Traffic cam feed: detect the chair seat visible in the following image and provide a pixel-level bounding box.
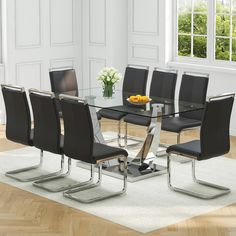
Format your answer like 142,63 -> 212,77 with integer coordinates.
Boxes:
99,108 -> 126,121
166,140 -> 201,159
162,117 -> 201,133
124,114 -> 151,126
93,143 -> 128,162
96,112 -> 102,120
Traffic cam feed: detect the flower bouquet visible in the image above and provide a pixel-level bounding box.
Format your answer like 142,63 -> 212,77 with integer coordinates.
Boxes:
97,67 -> 122,98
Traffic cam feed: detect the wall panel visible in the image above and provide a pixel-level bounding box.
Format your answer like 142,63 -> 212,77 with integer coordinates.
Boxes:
15,0 -> 41,48
50,0 -> 74,46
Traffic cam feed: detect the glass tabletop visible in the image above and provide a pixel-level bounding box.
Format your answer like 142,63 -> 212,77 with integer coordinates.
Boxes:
76,87 -> 205,118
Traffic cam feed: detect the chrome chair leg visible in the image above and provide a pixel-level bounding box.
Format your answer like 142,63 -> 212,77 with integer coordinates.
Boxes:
121,121 -> 144,149
167,154 -> 230,199
33,158 -> 95,192
63,156 -> 128,203
124,122 -> 128,148
5,150 -> 64,182
117,120 -> 123,147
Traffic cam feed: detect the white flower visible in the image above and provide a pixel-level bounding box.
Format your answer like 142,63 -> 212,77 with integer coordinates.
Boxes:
97,67 -> 121,85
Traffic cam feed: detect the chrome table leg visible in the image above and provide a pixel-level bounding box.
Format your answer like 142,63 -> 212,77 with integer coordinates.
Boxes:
99,104 -> 167,182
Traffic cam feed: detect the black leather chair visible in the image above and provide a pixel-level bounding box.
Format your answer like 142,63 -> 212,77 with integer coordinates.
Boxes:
49,68 -> 102,120
50,68 -> 78,96
123,69 -> 177,146
60,94 -> 128,203
162,72 -> 209,159
1,85 -> 39,182
166,93 -> 235,199
29,89 -> 91,192
99,65 -> 149,146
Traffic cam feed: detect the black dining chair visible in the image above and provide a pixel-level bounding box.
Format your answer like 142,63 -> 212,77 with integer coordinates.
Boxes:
49,68 -> 102,120
1,85 -> 38,182
123,68 -> 177,146
99,65 -> 149,146
30,89 -> 92,192
49,68 -> 78,97
161,72 -> 209,160
166,93 -> 235,199
59,94 -> 128,203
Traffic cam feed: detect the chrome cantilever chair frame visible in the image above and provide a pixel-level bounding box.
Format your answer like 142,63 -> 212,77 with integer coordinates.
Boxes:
167,154 -> 231,199
30,91 -> 95,192
167,92 -> 235,199
33,157 -> 95,192
63,155 -> 128,204
59,94 -> 128,203
6,149 -> 65,182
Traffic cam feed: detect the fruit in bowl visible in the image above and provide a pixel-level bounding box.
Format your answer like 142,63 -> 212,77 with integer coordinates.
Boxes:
127,95 -> 152,105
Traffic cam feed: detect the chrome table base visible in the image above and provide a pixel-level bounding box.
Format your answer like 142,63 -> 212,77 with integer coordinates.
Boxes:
78,100 -> 167,182
77,155 -> 166,183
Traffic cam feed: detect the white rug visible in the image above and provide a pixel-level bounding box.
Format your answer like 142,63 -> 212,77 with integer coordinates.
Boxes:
0,147 -> 236,233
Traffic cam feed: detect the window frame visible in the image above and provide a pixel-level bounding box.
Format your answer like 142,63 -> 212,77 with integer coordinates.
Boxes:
173,0 -> 236,67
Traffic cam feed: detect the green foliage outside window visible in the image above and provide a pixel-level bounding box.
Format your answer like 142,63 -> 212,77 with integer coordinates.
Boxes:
178,0 -> 236,61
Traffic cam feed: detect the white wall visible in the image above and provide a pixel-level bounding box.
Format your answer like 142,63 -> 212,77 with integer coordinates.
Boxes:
0,0 -> 82,121
81,0 -> 127,89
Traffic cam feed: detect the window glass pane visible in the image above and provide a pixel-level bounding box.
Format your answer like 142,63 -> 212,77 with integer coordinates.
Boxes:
178,0 -> 192,12
216,15 -> 230,36
233,15 -> 236,37
193,36 -> 207,58
193,14 -> 207,35
233,0 -> 236,14
178,35 -> 191,56
216,0 -> 230,14
178,13 -> 191,33
194,0 -> 207,12
232,39 -> 236,61
215,38 -> 230,60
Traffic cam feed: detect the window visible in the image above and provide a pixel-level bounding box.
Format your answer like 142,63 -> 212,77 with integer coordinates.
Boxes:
175,0 -> 236,63
178,0 -> 208,58
215,0 -> 236,61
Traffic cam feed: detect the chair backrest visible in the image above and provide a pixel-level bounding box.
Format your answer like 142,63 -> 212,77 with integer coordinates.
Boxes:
122,66 -> 149,106
29,90 -> 61,154
179,73 -> 209,120
49,69 -> 78,96
60,95 -> 94,163
150,69 -> 177,99
1,85 -> 32,146
200,93 -> 235,160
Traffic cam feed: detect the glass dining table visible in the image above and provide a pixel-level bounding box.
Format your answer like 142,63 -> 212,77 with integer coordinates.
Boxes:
74,87 -> 205,182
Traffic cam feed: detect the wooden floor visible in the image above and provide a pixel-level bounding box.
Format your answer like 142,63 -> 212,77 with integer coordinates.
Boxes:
0,120 -> 236,236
